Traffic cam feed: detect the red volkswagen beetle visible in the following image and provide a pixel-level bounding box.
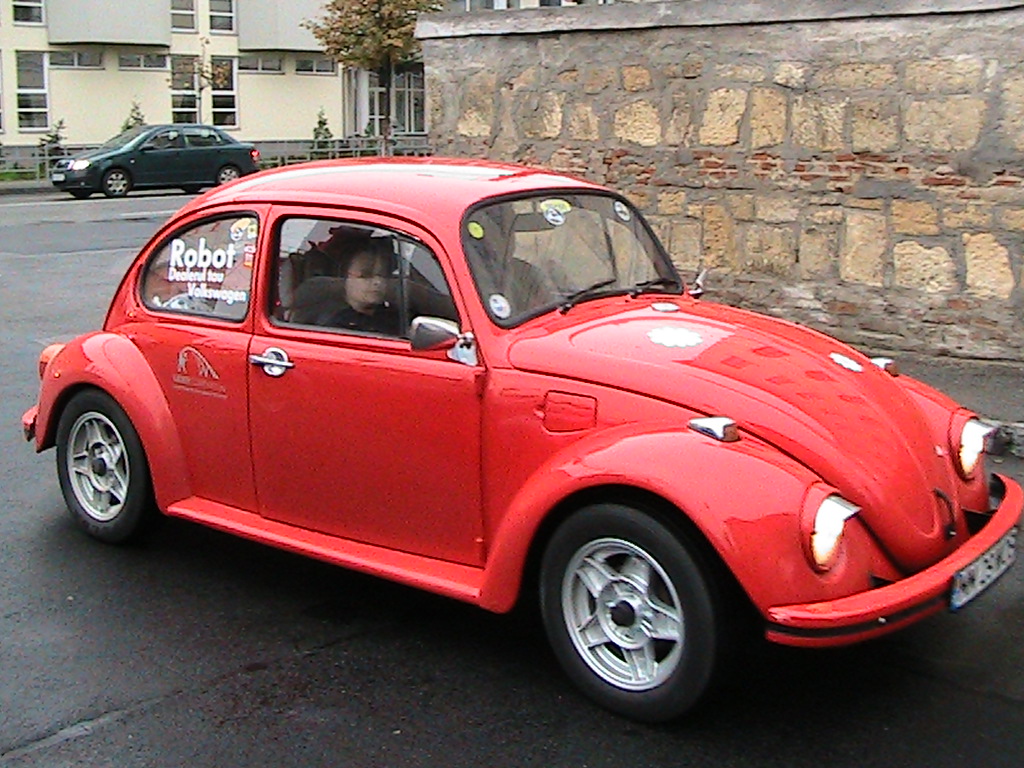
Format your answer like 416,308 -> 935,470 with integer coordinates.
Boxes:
22,158 -> 1021,722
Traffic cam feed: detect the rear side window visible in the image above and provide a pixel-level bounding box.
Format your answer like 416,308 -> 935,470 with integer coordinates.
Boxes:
140,214 -> 258,322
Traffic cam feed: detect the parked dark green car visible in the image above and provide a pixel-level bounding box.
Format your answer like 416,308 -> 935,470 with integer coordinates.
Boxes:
50,124 -> 260,199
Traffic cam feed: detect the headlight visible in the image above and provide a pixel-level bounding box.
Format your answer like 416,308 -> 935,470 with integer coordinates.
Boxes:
956,419 -> 994,478
809,494 -> 860,572
70,159 -> 91,171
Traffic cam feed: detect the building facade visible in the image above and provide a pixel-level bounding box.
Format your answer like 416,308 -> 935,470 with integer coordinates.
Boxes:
0,0 -> 427,145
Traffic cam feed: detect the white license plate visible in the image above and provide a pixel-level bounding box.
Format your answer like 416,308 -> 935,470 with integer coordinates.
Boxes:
51,172 -> 66,182
950,527 -> 1017,610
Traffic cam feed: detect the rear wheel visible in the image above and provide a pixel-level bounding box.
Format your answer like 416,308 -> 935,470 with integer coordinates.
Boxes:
101,168 -> 132,198
540,503 -> 723,722
216,164 -> 240,185
56,390 -> 157,543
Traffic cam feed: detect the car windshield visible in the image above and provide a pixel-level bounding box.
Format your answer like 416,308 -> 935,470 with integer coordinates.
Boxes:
462,193 -> 679,325
97,125 -> 151,150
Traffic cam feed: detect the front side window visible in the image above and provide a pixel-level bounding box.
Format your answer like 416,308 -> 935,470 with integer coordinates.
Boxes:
13,0 -> 44,24
16,51 -> 47,129
462,193 -> 677,326
210,0 -> 235,32
140,214 -> 259,322
272,218 -> 458,338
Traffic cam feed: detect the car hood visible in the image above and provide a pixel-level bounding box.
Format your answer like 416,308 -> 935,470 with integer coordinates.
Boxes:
506,298 -> 961,572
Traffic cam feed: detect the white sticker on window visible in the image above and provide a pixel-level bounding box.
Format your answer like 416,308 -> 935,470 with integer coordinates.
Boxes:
489,294 -> 512,319
614,200 -> 632,222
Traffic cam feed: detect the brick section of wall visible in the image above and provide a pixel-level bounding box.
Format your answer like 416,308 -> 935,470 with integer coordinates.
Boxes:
422,6 -> 1024,360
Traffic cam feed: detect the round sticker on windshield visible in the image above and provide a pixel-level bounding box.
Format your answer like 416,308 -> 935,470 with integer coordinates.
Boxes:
614,201 -> 632,222
489,294 -> 512,319
543,207 -> 565,226
467,221 -> 485,239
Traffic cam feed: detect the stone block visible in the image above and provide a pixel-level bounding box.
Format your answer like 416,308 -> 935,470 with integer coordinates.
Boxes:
792,94 -> 846,151
520,91 -> 565,139
893,241 -> 956,293
814,63 -> 897,90
716,63 -> 766,83
664,94 -> 693,145
892,200 -> 940,235
750,87 -> 786,149
568,103 -> 600,141
755,195 -> 800,223
841,210 -> 887,286
680,52 -> 704,79
1000,207 -> 1024,231
663,219 -> 703,272
583,67 -> 617,94
964,233 -> 1016,298
456,71 -> 497,138
945,205 -> 992,229
727,194 -> 755,221
622,65 -> 652,92
698,88 -> 747,146
799,227 -> 836,278
904,97 -> 986,151
774,62 -> 807,90
851,98 -> 898,152
904,57 -> 984,94
657,189 -> 688,215
744,224 -> 797,274
614,100 -> 662,147
1004,75 -> 1024,152
701,204 -> 735,268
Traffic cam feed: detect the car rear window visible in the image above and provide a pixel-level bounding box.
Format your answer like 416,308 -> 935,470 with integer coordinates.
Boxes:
139,213 -> 258,322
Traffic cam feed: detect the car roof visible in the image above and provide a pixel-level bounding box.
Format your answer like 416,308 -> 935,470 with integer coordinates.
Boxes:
180,157 -> 605,224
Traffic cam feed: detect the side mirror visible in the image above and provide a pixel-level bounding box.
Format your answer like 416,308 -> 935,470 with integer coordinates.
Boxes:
410,316 -> 478,366
410,316 -> 459,351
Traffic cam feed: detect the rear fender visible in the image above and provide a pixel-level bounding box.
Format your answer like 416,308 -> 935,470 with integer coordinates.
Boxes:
477,424 -> 821,613
34,331 -> 191,508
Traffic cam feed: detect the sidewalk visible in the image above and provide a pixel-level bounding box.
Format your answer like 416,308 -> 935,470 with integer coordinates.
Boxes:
0,179 -> 52,195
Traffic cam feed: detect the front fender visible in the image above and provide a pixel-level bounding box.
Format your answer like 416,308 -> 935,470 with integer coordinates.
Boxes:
34,331 -> 191,509
477,423 -> 825,613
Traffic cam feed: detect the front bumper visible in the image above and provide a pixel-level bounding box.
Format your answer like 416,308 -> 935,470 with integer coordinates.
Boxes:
22,405 -> 38,442
766,473 -> 1022,647
50,167 -> 100,191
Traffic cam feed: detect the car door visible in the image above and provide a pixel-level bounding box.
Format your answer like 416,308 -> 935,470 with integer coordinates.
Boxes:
133,128 -> 186,186
133,209 -> 264,510
247,210 -> 485,567
182,126 -> 224,185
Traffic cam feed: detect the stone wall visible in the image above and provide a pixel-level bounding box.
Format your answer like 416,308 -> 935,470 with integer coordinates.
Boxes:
418,0 -> 1024,360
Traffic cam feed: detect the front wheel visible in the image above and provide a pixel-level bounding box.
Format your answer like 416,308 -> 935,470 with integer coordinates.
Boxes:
56,390 -> 157,543
101,168 -> 132,198
540,504 -> 723,722
69,190 -> 92,200
216,165 -> 240,185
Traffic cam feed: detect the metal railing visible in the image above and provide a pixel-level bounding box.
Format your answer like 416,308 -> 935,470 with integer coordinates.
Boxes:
0,135 -> 433,182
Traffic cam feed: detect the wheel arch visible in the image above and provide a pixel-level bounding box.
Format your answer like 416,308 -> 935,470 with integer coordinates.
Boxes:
477,426 -> 820,617
35,333 -> 192,509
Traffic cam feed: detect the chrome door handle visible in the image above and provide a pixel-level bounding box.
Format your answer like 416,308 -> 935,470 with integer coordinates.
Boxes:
249,347 -> 294,377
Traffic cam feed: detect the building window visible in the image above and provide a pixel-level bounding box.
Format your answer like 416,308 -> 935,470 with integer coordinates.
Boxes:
171,55 -> 198,123
211,56 -> 237,127
49,50 -> 104,69
13,0 -> 44,24
239,55 -> 283,74
16,51 -> 48,129
296,57 -> 337,75
394,68 -> 426,134
0,58 -> 4,131
171,0 -> 196,31
210,0 -> 235,32
119,53 -> 168,70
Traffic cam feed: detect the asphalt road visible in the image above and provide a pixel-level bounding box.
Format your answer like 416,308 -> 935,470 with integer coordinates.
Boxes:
1,191 -> 1022,768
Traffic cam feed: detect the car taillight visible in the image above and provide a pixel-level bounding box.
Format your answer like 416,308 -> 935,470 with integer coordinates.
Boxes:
250,148 -> 260,162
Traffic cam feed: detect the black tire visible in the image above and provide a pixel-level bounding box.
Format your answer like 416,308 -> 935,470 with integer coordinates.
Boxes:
69,190 -> 93,200
101,168 -> 132,198
216,164 -> 241,185
181,185 -> 202,194
540,504 -> 723,722
55,390 -> 157,544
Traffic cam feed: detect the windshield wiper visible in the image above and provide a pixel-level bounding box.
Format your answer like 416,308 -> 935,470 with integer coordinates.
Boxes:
559,278 -> 617,314
629,276 -> 683,297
